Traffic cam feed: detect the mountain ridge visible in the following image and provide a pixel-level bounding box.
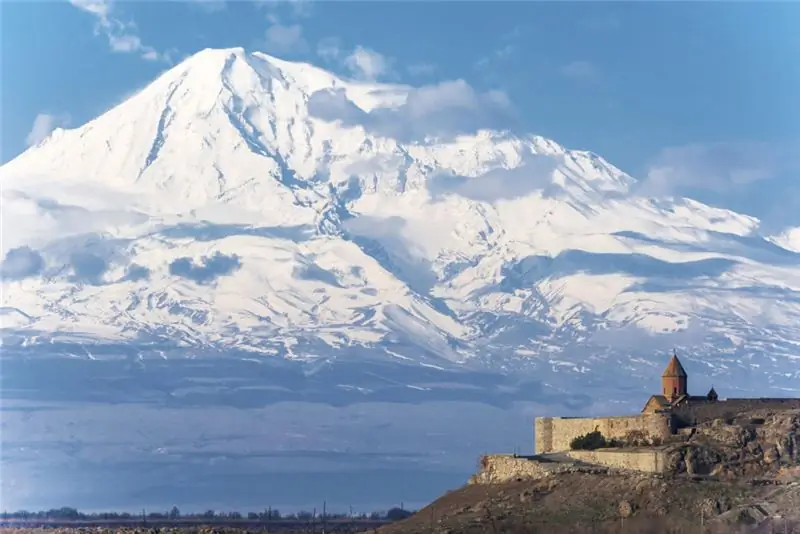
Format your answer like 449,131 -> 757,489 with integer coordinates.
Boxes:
2,47 -> 799,396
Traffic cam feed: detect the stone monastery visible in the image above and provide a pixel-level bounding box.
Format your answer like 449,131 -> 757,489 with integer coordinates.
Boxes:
534,352 -> 800,455
472,353 -> 800,484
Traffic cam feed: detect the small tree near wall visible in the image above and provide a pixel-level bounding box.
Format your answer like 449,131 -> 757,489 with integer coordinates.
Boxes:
570,430 -> 610,450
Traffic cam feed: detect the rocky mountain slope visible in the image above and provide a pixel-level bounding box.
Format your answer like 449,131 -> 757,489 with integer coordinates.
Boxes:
2,47 -> 800,398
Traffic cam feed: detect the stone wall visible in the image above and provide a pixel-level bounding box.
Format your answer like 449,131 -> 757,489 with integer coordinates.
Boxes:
469,455 -> 558,484
673,398 -> 800,427
566,449 -> 667,473
534,417 -> 553,454
470,451 -> 665,485
534,413 -> 673,454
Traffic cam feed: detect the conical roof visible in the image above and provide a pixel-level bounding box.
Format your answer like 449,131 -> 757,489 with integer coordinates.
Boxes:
662,354 -> 687,377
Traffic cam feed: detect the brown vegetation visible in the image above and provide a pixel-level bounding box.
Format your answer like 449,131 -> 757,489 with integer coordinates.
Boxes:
375,471 -> 800,534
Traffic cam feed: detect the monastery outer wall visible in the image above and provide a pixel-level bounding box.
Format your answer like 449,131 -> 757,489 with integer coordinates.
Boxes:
470,450 -> 667,484
672,398 -> 800,427
469,455 -> 559,484
535,413 -> 673,454
566,449 -> 667,473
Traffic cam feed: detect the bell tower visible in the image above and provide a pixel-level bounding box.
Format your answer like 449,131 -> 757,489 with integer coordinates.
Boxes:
662,351 -> 687,402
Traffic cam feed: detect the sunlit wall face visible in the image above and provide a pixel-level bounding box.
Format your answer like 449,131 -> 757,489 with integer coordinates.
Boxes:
1,0 -> 798,514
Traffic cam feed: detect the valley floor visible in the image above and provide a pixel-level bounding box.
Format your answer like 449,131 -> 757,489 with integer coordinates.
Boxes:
0,520 -> 385,534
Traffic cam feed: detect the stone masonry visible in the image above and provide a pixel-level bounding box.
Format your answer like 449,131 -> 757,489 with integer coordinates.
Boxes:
469,451 -> 668,485
566,449 -> 667,473
535,413 -> 673,454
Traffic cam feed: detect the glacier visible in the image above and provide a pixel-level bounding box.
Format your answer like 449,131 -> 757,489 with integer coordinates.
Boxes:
1,47 -> 799,511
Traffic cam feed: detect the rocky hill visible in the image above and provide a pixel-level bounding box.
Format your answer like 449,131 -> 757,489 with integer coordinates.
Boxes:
378,409 -> 800,534
665,408 -> 800,479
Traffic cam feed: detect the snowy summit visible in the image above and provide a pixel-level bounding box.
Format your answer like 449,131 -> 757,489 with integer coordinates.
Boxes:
2,48 -> 799,394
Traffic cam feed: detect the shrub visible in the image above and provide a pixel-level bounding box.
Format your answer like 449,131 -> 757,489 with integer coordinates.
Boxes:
386,507 -> 413,522
570,430 -> 609,450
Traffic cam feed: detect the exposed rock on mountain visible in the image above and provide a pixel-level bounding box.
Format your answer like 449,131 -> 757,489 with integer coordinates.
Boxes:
2,47 -> 799,399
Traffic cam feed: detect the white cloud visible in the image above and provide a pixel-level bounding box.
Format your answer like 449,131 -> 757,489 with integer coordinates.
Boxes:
643,141 -> 800,196
316,41 -> 400,83
69,0 -> 110,17
264,22 -> 307,54
428,153 -> 560,203
256,2 -> 311,57
560,60 -> 598,80
68,0 -> 170,62
343,46 -> 393,82
25,113 -> 71,147
141,49 -> 163,62
107,33 -> 142,53
308,79 -> 515,142
641,140 -> 800,232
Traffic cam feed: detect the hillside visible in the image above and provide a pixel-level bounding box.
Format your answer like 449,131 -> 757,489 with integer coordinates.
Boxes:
377,471 -> 800,534
379,409 -> 800,534
1,47 -> 799,399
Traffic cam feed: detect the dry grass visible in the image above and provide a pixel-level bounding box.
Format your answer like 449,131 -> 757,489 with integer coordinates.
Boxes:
376,472 -> 799,534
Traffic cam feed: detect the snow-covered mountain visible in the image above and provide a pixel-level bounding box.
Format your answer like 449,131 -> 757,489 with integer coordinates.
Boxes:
3,46 -> 800,397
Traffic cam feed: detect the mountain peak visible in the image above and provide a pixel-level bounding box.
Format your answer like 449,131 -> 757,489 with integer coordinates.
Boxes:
2,47 -> 799,397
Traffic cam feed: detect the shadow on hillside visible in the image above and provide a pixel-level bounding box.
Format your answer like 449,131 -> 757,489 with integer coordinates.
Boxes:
614,229 -> 800,266
493,250 -> 737,291
155,222 -> 314,242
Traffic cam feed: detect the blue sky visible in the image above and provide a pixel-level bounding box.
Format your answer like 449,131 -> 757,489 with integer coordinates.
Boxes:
2,0 -> 798,203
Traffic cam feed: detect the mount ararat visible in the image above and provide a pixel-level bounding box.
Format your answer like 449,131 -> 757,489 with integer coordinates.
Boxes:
1,46 -> 799,510
3,47 -> 799,393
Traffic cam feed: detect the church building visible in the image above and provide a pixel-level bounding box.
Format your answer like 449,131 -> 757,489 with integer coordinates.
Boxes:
641,352 -> 718,413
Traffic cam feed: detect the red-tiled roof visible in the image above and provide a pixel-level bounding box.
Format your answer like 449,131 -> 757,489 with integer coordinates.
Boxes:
662,354 -> 687,377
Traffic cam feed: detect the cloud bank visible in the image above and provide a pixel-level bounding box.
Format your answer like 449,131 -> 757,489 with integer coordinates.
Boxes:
644,141 -> 800,195
308,80 -> 515,142
428,153 -> 560,203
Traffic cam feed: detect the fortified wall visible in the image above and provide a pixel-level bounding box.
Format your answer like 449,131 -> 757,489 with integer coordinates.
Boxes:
566,448 -> 666,473
672,398 -> 800,427
470,450 -> 667,484
473,355 -> 800,485
534,413 -> 674,454
469,455 -> 563,484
